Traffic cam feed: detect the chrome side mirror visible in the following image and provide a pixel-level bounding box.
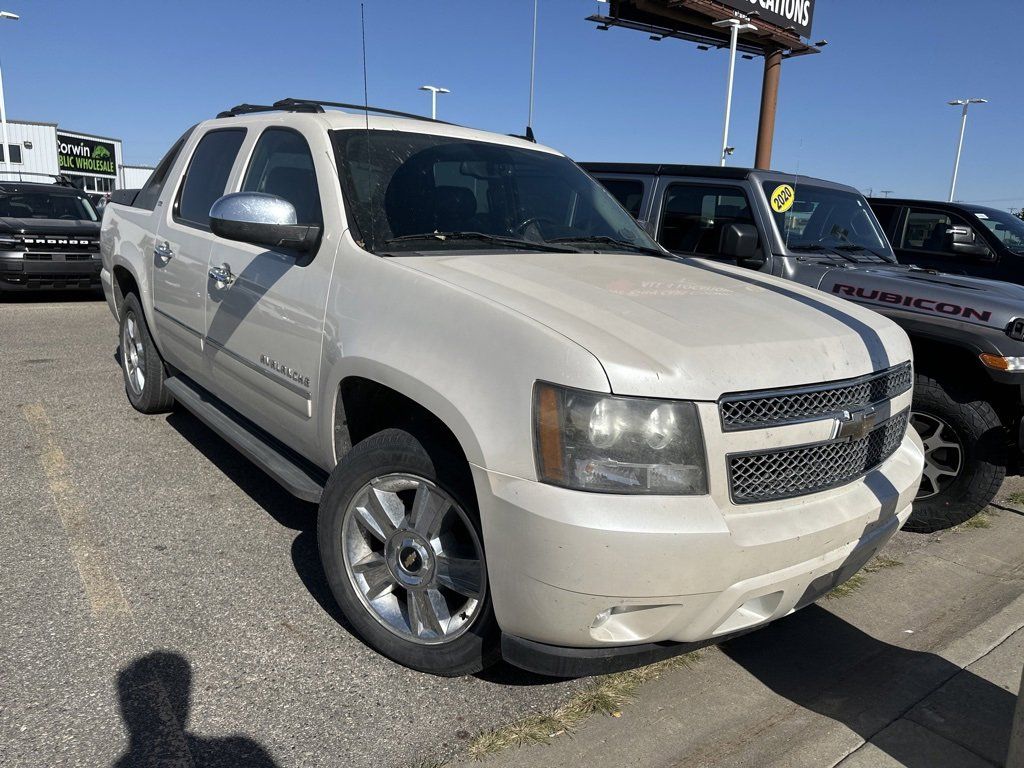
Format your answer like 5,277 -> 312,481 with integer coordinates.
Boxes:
209,192 -> 320,252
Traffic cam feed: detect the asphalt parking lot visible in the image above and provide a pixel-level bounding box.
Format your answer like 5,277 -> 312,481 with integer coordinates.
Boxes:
2,294 -> 1022,768
0,294 -> 590,768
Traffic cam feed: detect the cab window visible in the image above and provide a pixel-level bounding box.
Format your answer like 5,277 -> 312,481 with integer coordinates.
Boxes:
174,128 -> 246,229
241,128 -> 323,226
658,183 -> 754,256
601,179 -> 646,218
900,209 -> 982,255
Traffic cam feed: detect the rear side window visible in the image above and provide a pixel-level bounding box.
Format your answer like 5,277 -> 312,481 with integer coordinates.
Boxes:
241,128 -> 322,226
174,129 -> 246,228
871,203 -> 900,236
600,179 -> 645,218
659,183 -> 754,255
134,127 -> 194,211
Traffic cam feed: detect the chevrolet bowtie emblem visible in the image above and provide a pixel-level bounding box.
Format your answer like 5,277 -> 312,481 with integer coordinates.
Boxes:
834,406 -> 880,442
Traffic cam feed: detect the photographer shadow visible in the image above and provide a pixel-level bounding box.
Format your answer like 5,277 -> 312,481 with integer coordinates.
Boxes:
112,650 -> 280,768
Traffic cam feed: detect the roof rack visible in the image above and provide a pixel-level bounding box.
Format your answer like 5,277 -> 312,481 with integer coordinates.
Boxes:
215,97 -> 454,126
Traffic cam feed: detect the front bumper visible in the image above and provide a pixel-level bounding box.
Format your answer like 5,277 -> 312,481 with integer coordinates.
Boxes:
475,430 -> 922,659
0,253 -> 102,290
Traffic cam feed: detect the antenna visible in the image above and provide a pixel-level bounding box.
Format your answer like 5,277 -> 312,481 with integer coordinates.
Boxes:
526,0 -> 538,142
360,2 -> 375,252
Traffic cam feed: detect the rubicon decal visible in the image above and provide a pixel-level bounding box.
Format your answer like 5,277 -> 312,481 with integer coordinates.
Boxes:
832,284 -> 992,322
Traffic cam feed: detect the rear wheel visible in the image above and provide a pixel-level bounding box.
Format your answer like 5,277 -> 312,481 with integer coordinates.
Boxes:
906,373 -> 1005,532
317,428 -> 498,676
119,292 -> 174,414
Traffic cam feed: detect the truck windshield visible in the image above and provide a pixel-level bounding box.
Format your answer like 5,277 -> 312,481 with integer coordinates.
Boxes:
762,181 -> 895,262
332,130 -> 661,255
0,190 -> 98,221
971,209 -> 1024,254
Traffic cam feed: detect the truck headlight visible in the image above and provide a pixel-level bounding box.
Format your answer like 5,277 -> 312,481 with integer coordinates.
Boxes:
533,382 -> 708,495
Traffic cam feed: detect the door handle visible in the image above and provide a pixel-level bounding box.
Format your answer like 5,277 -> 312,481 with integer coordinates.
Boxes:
208,263 -> 236,288
153,241 -> 173,260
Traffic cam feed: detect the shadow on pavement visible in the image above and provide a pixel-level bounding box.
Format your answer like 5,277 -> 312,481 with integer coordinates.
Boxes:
164,409 -> 351,635
721,605 -> 1014,767
112,650 -> 280,767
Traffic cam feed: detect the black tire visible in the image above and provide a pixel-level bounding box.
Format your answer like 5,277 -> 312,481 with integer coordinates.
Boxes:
906,373 -> 1005,533
119,292 -> 174,414
317,428 -> 499,676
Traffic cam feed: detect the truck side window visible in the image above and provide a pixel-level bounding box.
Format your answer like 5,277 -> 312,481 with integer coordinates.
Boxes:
659,183 -> 754,256
241,128 -> 323,227
174,128 -> 246,229
134,127 -> 195,211
601,179 -> 645,218
871,203 -> 900,237
901,209 -> 981,255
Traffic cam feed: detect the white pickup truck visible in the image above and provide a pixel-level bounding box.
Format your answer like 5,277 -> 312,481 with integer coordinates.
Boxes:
100,99 -> 923,677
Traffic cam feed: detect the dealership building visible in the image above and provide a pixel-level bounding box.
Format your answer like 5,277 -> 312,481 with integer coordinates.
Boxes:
0,119 -> 153,192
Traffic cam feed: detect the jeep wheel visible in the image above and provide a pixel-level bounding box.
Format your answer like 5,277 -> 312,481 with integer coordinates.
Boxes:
119,293 -> 174,414
906,374 -> 1005,532
317,429 -> 499,676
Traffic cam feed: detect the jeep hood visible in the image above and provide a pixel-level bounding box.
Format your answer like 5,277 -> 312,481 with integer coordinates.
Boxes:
395,252 -> 910,400
815,263 -> 1024,332
0,218 -> 100,235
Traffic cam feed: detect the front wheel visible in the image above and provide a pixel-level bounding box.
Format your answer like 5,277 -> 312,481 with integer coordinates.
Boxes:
905,374 -> 1005,532
317,429 -> 498,676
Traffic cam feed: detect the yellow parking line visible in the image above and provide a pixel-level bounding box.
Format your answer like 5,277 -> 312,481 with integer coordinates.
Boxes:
22,402 -> 131,619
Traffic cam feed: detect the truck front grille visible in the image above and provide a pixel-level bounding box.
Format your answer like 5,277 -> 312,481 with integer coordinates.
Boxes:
720,362 -> 912,431
727,410 -> 909,504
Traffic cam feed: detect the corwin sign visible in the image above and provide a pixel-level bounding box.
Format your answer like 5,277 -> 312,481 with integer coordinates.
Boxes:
56,134 -> 117,177
715,0 -> 815,39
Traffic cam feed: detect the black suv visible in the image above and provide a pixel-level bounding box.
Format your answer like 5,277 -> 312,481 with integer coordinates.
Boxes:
868,198 -> 1024,283
0,181 -> 102,292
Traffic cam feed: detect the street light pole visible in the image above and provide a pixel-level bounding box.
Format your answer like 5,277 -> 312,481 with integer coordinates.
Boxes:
418,85 -> 450,120
713,17 -> 757,167
0,11 -> 19,181
948,98 -> 987,202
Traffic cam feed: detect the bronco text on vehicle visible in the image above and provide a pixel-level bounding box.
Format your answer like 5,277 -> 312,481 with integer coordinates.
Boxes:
0,179 -> 102,292
101,100 -> 923,677
586,164 -> 1024,533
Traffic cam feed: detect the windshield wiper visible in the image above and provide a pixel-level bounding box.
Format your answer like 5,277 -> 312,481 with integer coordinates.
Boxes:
548,235 -> 669,257
382,231 -> 578,253
787,243 -> 860,264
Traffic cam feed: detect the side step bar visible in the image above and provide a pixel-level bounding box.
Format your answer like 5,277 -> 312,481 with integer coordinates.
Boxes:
165,375 -> 327,502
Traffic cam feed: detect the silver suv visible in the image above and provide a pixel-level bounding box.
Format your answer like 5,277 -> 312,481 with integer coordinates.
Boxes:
100,99 -> 923,677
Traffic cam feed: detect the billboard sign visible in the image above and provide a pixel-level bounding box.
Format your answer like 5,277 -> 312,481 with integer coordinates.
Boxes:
56,134 -> 118,177
714,0 -> 815,39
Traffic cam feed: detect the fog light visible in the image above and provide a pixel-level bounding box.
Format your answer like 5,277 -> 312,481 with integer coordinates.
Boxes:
591,609 -> 612,629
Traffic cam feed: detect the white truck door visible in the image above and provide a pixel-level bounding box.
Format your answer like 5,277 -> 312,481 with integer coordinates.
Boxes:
202,126 -> 336,457
153,128 -> 247,376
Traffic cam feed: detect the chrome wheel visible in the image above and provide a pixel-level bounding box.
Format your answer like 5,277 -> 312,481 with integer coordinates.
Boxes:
341,473 -> 486,645
121,312 -> 146,396
911,411 -> 964,499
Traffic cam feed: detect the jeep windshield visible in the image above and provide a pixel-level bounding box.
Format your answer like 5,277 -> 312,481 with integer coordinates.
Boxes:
0,190 -> 98,221
332,130 -> 662,255
762,181 -> 895,263
971,208 -> 1024,254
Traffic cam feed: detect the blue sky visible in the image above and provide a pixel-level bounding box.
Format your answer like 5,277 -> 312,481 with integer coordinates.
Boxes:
3,1 -> 1019,209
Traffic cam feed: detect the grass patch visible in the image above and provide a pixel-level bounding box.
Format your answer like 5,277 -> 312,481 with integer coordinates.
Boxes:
466,651 -> 702,759
1006,492 -> 1024,507
826,554 -> 903,600
956,509 -> 993,530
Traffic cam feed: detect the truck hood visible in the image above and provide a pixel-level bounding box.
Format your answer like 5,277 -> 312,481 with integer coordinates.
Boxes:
394,252 -> 909,400
815,262 -> 1024,332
